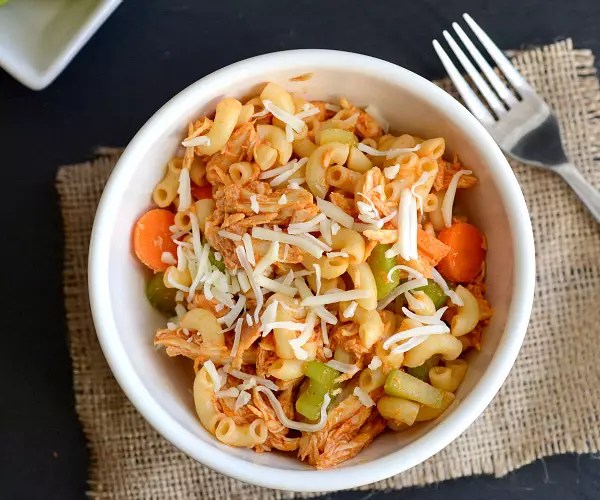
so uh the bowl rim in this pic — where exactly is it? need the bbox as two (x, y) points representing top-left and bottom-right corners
(88, 48), (535, 492)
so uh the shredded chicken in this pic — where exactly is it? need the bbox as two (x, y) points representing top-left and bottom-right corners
(205, 122), (257, 185)
(328, 191), (357, 217)
(252, 384), (300, 451)
(355, 167), (389, 217)
(154, 328), (203, 358)
(434, 157), (478, 191)
(232, 322), (261, 370)
(298, 393), (386, 468)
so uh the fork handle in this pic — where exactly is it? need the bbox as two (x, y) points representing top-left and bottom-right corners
(555, 163), (600, 223)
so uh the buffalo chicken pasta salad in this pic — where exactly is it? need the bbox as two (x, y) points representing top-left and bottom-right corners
(132, 82), (493, 469)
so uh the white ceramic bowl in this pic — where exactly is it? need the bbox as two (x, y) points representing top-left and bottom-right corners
(89, 50), (535, 492)
(0, 0), (121, 90)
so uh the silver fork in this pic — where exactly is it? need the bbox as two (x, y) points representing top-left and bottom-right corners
(433, 14), (600, 222)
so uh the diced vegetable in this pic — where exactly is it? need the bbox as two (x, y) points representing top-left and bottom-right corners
(133, 209), (178, 272)
(304, 360), (340, 386)
(317, 128), (358, 147)
(406, 355), (441, 382)
(436, 222), (485, 283)
(295, 382), (329, 421)
(146, 272), (177, 314)
(384, 369), (448, 408)
(367, 243), (400, 300)
(415, 280), (447, 309)
(296, 361), (341, 420)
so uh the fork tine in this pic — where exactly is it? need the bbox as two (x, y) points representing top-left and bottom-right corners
(442, 30), (506, 116)
(432, 40), (495, 127)
(462, 13), (533, 93)
(452, 22), (519, 107)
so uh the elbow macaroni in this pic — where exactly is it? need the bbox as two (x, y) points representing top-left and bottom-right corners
(142, 84), (491, 468)
(451, 286), (480, 337)
(306, 142), (350, 198)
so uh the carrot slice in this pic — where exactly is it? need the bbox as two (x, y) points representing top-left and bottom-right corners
(133, 209), (178, 272)
(436, 222), (485, 283)
(192, 186), (213, 200)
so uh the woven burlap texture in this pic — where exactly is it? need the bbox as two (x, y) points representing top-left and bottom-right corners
(57, 39), (600, 499)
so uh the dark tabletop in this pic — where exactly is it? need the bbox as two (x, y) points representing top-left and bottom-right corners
(1, 1), (600, 499)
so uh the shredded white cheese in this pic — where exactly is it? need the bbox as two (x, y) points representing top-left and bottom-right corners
(218, 230), (242, 241)
(411, 171), (431, 213)
(235, 390), (251, 410)
(316, 197), (355, 229)
(353, 386), (375, 407)
(357, 142), (422, 159)
(218, 295), (246, 327)
(250, 194), (260, 214)
(237, 270), (251, 293)
(313, 264), (322, 295)
(238, 377), (257, 391)
(161, 252), (177, 265)
(177, 168), (192, 212)
(182, 136), (210, 148)
(404, 291), (425, 311)
(259, 300), (279, 336)
(259, 159), (301, 180)
(166, 322), (177, 331)
(402, 305), (448, 325)
(384, 163), (400, 180)
(252, 227), (324, 258)
(301, 289), (371, 307)
(368, 356), (382, 370)
(342, 301), (358, 318)
(287, 213), (327, 235)
(299, 233), (332, 253)
(323, 347), (333, 358)
(256, 275), (297, 296)
(167, 273), (190, 293)
(386, 264), (425, 283)
(383, 324), (450, 350)
(278, 194), (288, 204)
(431, 268), (464, 306)
(269, 157), (308, 187)
(255, 386), (331, 432)
(262, 99), (306, 134)
(325, 360), (359, 376)
(204, 360), (222, 391)
(442, 169), (472, 228)
(376, 277), (429, 310)
(253, 241), (280, 277)
(293, 277), (337, 325)
(331, 222), (341, 235)
(215, 387), (240, 399)
(319, 218), (332, 246)
(390, 335), (429, 355)
(225, 366), (279, 391)
(241, 233), (255, 266)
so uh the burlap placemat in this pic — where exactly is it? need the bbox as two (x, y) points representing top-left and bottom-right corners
(57, 39), (600, 499)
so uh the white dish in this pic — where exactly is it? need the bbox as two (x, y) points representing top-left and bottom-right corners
(0, 0), (121, 90)
(89, 50), (536, 492)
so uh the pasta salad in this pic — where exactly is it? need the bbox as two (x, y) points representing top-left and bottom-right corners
(132, 82), (493, 469)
